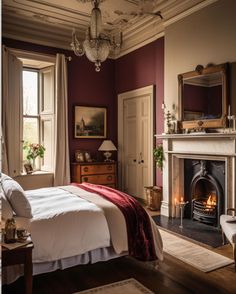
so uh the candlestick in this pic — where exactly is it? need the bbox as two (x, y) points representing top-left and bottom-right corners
(178, 200), (189, 229)
(174, 198), (177, 218)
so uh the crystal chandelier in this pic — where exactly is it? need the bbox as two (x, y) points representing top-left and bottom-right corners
(71, 0), (122, 72)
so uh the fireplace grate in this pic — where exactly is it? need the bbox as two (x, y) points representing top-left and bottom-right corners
(192, 199), (217, 225)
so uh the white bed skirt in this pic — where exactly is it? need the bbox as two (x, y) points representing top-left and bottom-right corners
(2, 247), (127, 285)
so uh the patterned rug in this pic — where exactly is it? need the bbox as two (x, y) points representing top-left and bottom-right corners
(160, 229), (234, 272)
(73, 278), (154, 294)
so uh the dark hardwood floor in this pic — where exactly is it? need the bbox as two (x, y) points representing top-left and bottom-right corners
(2, 249), (236, 294)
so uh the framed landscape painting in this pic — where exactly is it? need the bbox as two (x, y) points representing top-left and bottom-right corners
(74, 106), (107, 138)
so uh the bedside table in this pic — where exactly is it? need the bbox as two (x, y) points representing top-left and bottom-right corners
(2, 242), (34, 294)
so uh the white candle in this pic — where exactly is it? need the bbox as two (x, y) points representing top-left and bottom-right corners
(228, 105), (231, 116)
(174, 198), (177, 218)
(161, 102), (165, 110)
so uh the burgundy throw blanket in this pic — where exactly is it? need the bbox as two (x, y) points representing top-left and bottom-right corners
(71, 182), (157, 261)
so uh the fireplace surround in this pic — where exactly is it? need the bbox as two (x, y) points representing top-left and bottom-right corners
(155, 133), (236, 220)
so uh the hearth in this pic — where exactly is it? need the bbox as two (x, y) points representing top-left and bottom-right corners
(184, 160), (224, 228)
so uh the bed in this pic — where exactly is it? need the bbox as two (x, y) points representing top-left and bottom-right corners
(1, 173), (163, 283)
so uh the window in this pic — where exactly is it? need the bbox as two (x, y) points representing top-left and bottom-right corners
(22, 62), (55, 172)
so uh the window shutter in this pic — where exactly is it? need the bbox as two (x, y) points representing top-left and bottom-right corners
(39, 66), (55, 171)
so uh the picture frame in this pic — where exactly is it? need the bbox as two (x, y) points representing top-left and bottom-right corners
(24, 163), (33, 174)
(84, 151), (92, 162)
(75, 150), (85, 163)
(74, 106), (107, 139)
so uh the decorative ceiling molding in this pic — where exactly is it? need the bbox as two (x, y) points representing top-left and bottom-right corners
(163, 0), (218, 27)
(2, 0), (218, 58)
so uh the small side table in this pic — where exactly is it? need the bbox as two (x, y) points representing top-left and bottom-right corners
(2, 242), (34, 294)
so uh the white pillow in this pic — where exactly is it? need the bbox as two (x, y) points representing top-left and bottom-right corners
(2, 179), (32, 218)
(1, 192), (14, 220)
(1, 173), (13, 182)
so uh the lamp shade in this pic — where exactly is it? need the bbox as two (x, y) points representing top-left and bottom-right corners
(98, 140), (117, 151)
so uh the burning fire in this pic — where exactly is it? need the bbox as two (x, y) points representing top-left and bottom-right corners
(206, 194), (216, 207)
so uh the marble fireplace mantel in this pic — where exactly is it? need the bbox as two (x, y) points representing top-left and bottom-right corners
(155, 133), (236, 217)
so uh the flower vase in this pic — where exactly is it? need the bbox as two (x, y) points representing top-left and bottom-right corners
(32, 158), (36, 171)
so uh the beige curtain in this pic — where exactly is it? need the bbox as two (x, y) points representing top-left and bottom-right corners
(2, 46), (23, 177)
(54, 54), (70, 186)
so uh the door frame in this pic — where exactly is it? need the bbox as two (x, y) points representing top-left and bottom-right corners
(117, 85), (155, 191)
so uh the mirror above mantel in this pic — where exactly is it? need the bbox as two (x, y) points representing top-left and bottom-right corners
(178, 63), (229, 130)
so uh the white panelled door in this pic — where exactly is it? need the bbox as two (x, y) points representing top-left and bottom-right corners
(118, 86), (154, 199)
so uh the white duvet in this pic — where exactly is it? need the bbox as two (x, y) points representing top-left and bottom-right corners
(16, 187), (111, 263)
(16, 185), (163, 264)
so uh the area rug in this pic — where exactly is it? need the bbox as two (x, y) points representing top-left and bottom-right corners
(73, 278), (154, 294)
(159, 229), (234, 272)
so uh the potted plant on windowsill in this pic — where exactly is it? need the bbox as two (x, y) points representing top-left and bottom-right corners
(23, 142), (45, 173)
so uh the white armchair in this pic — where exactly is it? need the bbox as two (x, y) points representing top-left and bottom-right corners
(220, 208), (236, 271)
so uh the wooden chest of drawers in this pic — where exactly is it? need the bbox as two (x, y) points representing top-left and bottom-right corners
(71, 162), (117, 188)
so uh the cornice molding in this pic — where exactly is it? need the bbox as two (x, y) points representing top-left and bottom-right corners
(163, 0), (218, 27)
(2, 0), (218, 58)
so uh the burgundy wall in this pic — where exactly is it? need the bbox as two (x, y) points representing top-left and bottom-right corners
(3, 37), (165, 185)
(115, 38), (164, 186)
(3, 38), (116, 162)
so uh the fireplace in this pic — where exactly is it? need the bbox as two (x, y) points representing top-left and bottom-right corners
(184, 159), (224, 227)
(155, 133), (236, 220)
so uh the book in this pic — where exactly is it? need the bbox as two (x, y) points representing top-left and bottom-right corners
(1, 237), (32, 250)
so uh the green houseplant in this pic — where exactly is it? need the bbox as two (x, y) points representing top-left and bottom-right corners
(153, 143), (164, 171)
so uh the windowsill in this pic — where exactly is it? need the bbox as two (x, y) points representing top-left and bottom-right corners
(14, 171), (54, 190)
(20, 171), (54, 177)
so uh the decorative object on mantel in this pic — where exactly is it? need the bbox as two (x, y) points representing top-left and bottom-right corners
(162, 102), (178, 134)
(226, 105), (236, 133)
(98, 140), (117, 162)
(70, 0), (122, 72)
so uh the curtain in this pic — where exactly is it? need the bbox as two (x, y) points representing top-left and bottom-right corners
(2, 46), (23, 177)
(54, 54), (70, 186)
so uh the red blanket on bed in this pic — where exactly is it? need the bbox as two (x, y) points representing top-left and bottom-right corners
(71, 182), (157, 261)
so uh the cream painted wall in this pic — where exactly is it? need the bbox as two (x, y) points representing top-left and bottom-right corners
(164, 0), (236, 119)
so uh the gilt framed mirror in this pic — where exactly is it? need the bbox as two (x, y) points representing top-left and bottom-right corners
(178, 63), (229, 130)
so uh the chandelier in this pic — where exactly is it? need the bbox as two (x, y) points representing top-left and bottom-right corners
(71, 0), (122, 72)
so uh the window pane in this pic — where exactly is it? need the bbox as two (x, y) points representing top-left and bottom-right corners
(23, 118), (39, 162)
(23, 70), (38, 115)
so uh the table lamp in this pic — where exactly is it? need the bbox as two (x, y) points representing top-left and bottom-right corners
(98, 140), (117, 162)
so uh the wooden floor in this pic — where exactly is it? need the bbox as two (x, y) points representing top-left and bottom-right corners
(2, 208), (236, 294)
(2, 250), (235, 294)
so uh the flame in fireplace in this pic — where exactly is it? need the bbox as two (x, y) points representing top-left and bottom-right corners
(206, 194), (216, 207)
